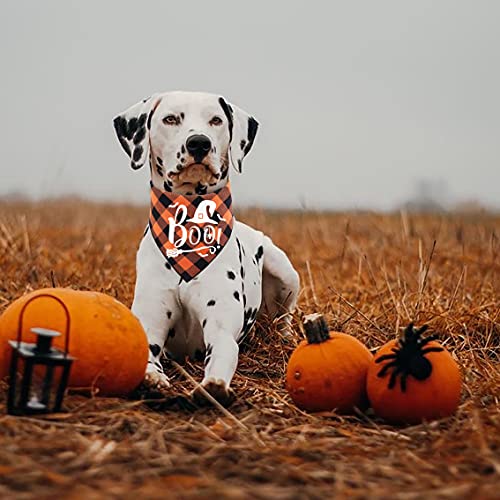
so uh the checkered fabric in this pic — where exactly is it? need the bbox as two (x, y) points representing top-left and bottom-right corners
(149, 182), (234, 282)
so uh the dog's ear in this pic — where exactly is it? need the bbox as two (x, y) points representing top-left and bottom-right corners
(113, 94), (162, 170)
(218, 97), (259, 173)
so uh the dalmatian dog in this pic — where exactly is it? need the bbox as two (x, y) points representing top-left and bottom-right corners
(113, 91), (300, 406)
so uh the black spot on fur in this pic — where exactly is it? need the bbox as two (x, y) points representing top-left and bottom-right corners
(157, 156), (163, 166)
(149, 344), (161, 357)
(240, 140), (246, 150)
(177, 164), (182, 171)
(127, 117), (138, 139)
(194, 349), (205, 362)
(240, 266), (245, 279)
(165, 260), (172, 270)
(167, 311), (172, 319)
(244, 117), (259, 156)
(176, 152), (180, 159)
(207, 299), (216, 306)
(181, 144), (186, 154)
(180, 112), (185, 120)
(233, 291), (240, 302)
(236, 238), (243, 263)
(138, 113), (147, 128)
(133, 126), (146, 145)
(113, 117), (133, 157)
(163, 181), (172, 192)
(239, 307), (258, 341)
(133, 145), (143, 162)
(204, 344), (213, 366)
(147, 109), (154, 129)
(255, 245), (264, 263)
(180, 157), (185, 163)
(218, 97), (233, 141)
(243, 294), (247, 307)
(202, 319), (207, 328)
(227, 270), (236, 280)
(156, 165), (164, 176)
(168, 328), (175, 338)
(205, 344), (213, 357)
(220, 165), (229, 180)
(237, 159), (242, 172)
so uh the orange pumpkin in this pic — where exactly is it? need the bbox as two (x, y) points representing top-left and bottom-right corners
(0, 288), (148, 396)
(367, 323), (462, 424)
(286, 313), (373, 413)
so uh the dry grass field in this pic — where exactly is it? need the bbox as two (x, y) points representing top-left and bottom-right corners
(0, 199), (498, 499)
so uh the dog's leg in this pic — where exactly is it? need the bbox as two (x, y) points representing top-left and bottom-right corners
(196, 321), (241, 407)
(132, 241), (179, 393)
(184, 295), (243, 407)
(132, 284), (178, 392)
(260, 235), (300, 335)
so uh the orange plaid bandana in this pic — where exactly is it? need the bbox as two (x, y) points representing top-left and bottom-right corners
(149, 182), (234, 282)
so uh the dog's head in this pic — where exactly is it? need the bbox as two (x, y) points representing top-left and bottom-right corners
(113, 91), (258, 194)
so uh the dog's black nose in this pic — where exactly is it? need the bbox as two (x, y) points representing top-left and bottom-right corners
(186, 134), (211, 161)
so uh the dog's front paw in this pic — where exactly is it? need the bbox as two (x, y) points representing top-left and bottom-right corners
(145, 371), (171, 389)
(137, 371), (171, 398)
(192, 378), (236, 408)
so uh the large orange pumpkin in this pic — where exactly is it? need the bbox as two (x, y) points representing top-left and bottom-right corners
(0, 288), (148, 396)
(367, 323), (462, 424)
(286, 313), (373, 413)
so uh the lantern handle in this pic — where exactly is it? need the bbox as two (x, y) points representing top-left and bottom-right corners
(17, 293), (71, 356)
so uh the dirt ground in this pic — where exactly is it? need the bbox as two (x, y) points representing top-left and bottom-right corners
(0, 199), (498, 499)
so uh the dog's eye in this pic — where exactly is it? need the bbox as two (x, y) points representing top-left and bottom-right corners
(209, 116), (223, 126)
(163, 115), (178, 125)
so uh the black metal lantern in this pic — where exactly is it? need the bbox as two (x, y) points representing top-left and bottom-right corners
(7, 293), (75, 416)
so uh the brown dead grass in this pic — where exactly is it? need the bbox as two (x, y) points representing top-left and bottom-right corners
(0, 199), (498, 499)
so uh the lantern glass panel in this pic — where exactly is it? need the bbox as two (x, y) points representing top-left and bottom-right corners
(9, 356), (67, 414)
(30, 364), (65, 411)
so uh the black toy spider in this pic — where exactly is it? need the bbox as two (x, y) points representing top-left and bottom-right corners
(375, 323), (444, 392)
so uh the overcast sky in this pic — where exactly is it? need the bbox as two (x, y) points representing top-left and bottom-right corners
(1, 0), (498, 209)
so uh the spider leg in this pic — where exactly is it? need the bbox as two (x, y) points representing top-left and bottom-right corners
(420, 334), (439, 346)
(420, 346), (444, 355)
(416, 324), (429, 336)
(404, 323), (414, 336)
(388, 366), (403, 389)
(377, 360), (398, 377)
(375, 353), (397, 364)
(400, 324), (414, 346)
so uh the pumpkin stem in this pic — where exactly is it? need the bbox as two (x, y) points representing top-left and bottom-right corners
(303, 314), (331, 344)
